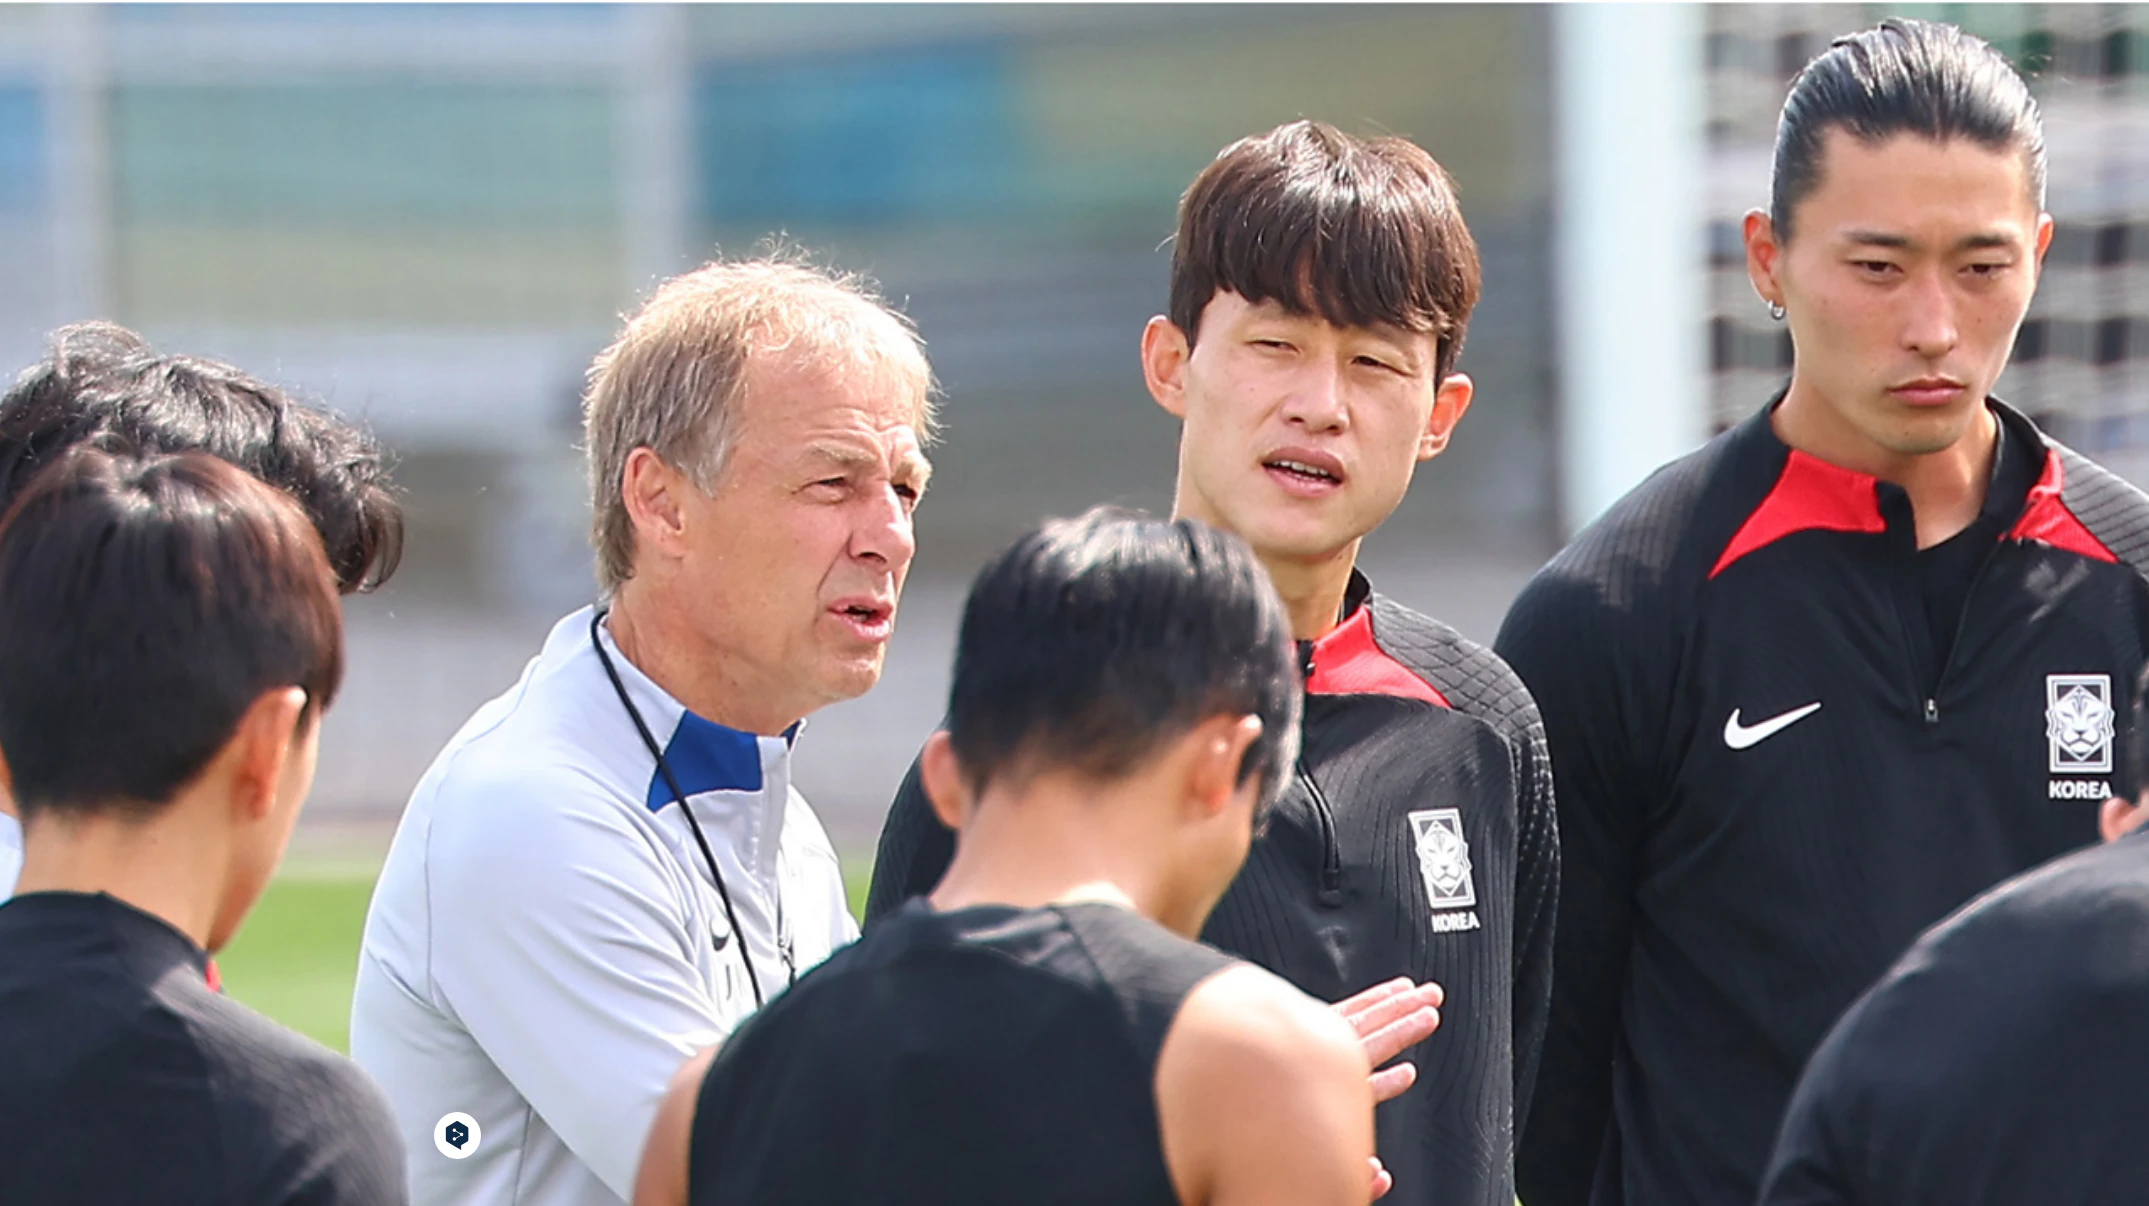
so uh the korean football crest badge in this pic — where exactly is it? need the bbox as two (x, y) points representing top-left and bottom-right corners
(2047, 673), (2115, 775)
(1408, 808), (1475, 911)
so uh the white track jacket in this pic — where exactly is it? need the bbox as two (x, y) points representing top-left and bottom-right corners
(351, 607), (857, 1206)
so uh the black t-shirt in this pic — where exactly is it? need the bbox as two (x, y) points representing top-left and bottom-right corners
(1760, 827), (2149, 1206)
(689, 900), (1237, 1206)
(0, 892), (406, 1205)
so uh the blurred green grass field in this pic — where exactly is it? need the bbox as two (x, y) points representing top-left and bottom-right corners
(217, 859), (875, 1053)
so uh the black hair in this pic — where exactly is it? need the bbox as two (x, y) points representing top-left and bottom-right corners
(1773, 17), (2046, 242)
(0, 321), (403, 594)
(1170, 119), (1483, 382)
(0, 449), (345, 821)
(945, 507), (1301, 807)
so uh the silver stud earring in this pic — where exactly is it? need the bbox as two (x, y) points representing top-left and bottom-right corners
(1767, 301), (1786, 322)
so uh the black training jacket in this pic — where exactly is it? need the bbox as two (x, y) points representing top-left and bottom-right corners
(1499, 399), (2149, 1206)
(867, 573), (1558, 1206)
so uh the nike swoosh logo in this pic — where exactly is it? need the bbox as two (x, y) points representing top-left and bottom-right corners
(1723, 702), (1822, 750)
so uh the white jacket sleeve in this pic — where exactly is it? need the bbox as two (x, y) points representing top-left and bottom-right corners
(423, 766), (722, 1200)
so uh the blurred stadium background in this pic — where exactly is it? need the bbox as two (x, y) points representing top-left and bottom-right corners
(0, 3), (2143, 1046)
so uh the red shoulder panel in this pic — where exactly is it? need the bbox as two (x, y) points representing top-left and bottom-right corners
(1710, 450), (1886, 579)
(2006, 451), (2116, 563)
(1306, 607), (1450, 707)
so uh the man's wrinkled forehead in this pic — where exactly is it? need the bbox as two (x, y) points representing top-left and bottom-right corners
(798, 428), (932, 487)
(745, 329), (934, 439)
(739, 327), (920, 402)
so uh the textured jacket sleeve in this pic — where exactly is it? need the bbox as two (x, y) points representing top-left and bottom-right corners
(1506, 688), (1559, 1136)
(266, 1057), (411, 1206)
(863, 754), (957, 926)
(1366, 598), (1563, 1133)
(1498, 567), (1654, 1206)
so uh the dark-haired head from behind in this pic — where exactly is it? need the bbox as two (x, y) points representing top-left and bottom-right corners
(0, 321), (403, 594)
(0, 448), (344, 824)
(943, 507), (1301, 810)
(1773, 17), (2045, 242)
(1169, 118), (1482, 383)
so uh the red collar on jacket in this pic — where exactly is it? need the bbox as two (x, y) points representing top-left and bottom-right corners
(1304, 603), (1451, 707)
(1710, 408), (2112, 579)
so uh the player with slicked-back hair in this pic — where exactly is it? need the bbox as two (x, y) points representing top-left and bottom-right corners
(1768, 18), (2047, 245)
(0, 448), (403, 1205)
(1501, 19), (2149, 1206)
(635, 508), (1399, 1206)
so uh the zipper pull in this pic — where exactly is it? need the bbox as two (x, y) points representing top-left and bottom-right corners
(1924, 698), (1939, 725)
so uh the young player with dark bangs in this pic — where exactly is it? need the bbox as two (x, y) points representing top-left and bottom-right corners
(869, 121), (1556, 1206)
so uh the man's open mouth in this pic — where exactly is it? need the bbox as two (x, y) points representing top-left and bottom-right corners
(1265, 458), (1341, 485)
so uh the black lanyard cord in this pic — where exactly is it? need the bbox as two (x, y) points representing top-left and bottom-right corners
(589, 608), (777, 1011)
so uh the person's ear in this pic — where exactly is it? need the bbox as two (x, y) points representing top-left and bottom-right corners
(2100, 794), (2149, 843)
(2032, 211), (2056, 277)
(0, 746), (15, 820)
(1182, 714), (1265, 820)
(621, 447), (696, 566)
(1419, 373), (1475, 461)
(1142, 316), (1194, 420)
(225, 687), (309, 826)
(1744, 208), (1789, 315)
(920, 730), (974, 831)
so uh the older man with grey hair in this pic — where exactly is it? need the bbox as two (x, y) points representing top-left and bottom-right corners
(351, 254), (935, 1206)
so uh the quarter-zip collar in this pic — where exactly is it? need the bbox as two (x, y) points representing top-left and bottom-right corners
(1294, 570), (1374, 682)
(1298, 570), (1451, 707)
(1710, 391), (2101, 578)
(590, 612), (798, 884)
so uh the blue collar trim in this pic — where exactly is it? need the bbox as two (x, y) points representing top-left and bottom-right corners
(645, 711), (765, 811)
